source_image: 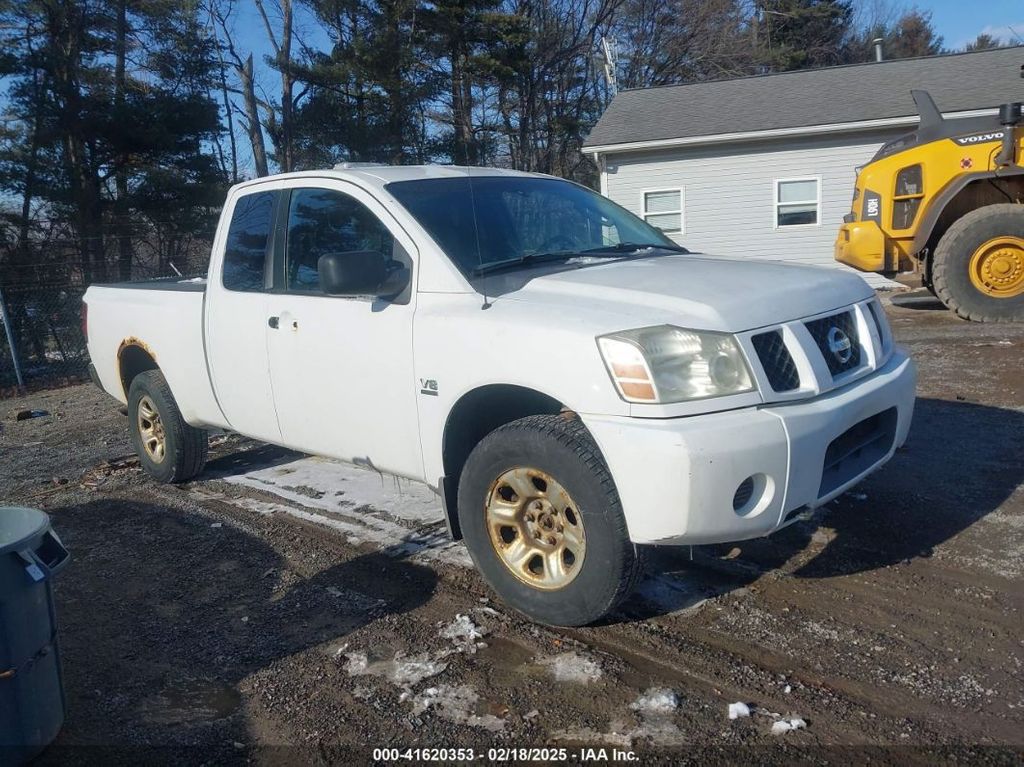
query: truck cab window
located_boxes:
[286,188,395,292]
[223,191,276,292]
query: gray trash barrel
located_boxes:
[0,508,70,764]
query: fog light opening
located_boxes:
[733,473,773,517]
[733,477,755,511]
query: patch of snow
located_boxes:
[196,491,471,567]
[211,456,481,565]
[771,717,807,735]
[344,652,369,674]
[564,256,621,266]
[537,651,603,684]
[411,685,505,732]
[728,701,750,719]
[223,456,441,523]
[440,613,486,642]
[343,651,448,687]
[630,688,678,714]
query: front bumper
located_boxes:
[581,349,916,545]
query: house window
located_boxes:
[774,178,820,228]
[642,189,683,233]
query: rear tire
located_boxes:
[457,414,642,626]
[128,370,208,483]
[932,204,1024,322]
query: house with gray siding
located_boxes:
[584,47,1024,280]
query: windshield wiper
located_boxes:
[471,242,688,277]
[581,241,690,255]
[470,250,582,277]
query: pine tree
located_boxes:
[0,0,226,283]
[753,0,854,71]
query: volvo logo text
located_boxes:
[827,327,853,364]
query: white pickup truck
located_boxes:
[84,165,916,626]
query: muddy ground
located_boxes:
[2,292,1023,764]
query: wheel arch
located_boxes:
[117,338,160,400]
[439,384,568,540]
[913,170,1024,259]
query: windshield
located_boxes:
[386,176,679,276]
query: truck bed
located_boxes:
[84,281,225,429]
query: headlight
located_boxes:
[597,325,754,404]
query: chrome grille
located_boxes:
[804,311,861,376]
[751,330,800,392]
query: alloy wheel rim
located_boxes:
[484,467,586,591]
[137,395,166,463]
[969,236,1024,298]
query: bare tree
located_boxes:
[208,0,271,176]
[254,0,300,172]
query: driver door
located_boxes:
[265,182,424,481]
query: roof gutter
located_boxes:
[583,107,998,156]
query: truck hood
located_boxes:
[489,254,874,332]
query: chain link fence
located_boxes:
[1,261,210,396]
[0,283,90,393]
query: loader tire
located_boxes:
[457,414,643,627]
[932,204,1024,322]
[128,370,208,483]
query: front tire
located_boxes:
[128,370,208,483]
[932,204,1024,322]
[457,414,642,626]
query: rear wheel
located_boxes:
[457,414,642,626]
[932,204,1024,322]
[128,370,208,483]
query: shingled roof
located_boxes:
[584,46,1024,151]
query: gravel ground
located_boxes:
[2,292,1023,764]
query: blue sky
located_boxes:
[923,0,1024,49]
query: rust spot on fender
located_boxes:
[117,336,157,362]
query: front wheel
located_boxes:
[457,414,642,626]
[128,370,208,483]
[932,204,1024,322]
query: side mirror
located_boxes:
[318,251,409,298]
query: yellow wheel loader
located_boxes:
[835,91,1024,322]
